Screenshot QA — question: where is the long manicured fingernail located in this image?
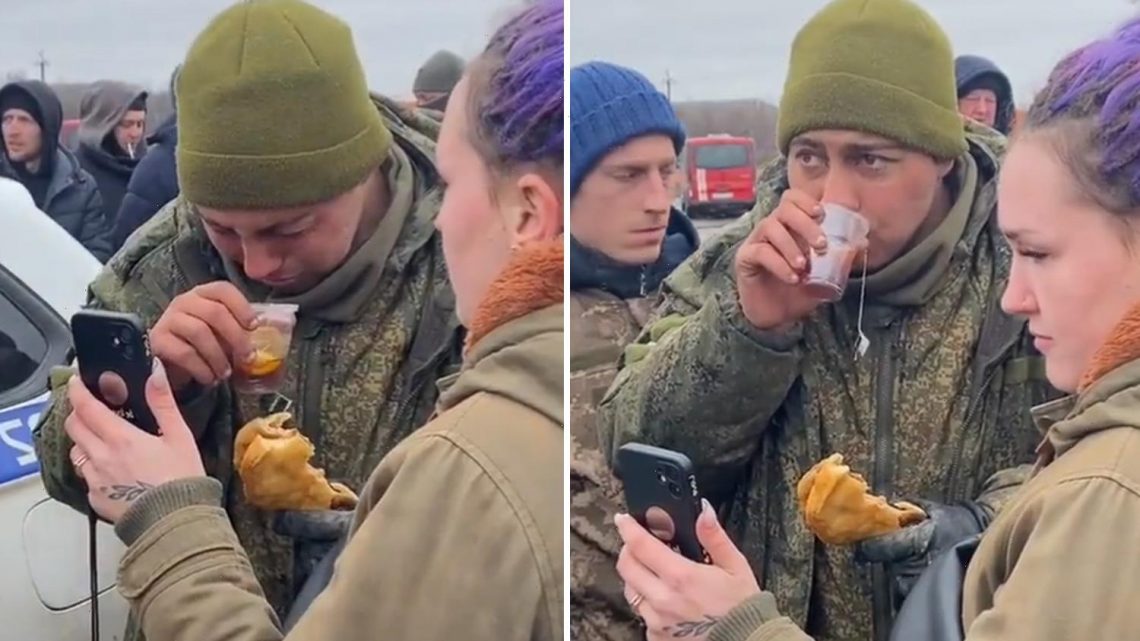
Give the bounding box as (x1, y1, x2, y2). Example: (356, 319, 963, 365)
(814, 236, 827, 248)
(151, 358, 167, 385)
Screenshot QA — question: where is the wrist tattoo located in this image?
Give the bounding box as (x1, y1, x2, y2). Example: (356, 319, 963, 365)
(102, 482, 156, 502)
(667, 615, 720, 638)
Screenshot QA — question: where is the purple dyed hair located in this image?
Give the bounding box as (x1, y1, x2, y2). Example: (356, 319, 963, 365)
(1025, 17, 1140, 215)
(466, 0, 563, 171)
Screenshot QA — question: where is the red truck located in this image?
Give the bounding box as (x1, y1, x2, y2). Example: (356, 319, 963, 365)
(59, 119, 80, 151)
(682, 134, 757, 218)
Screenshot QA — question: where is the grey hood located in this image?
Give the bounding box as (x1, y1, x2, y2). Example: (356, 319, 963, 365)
(77, 80, 147, 152)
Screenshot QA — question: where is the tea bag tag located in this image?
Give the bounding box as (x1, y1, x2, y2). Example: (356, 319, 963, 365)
(267, 393, 294, 415)
(854, 250, 870, 360)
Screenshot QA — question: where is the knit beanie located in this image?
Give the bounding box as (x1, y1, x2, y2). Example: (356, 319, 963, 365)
(0, 88, 43, 128)
(413, 50, 465, 95)
(777, 0, 967, 160)
(570, 61, 686, 197)
(177, 0, 392, 209)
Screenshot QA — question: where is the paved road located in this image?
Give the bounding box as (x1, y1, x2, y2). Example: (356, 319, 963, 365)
(694, 217, 739, 244)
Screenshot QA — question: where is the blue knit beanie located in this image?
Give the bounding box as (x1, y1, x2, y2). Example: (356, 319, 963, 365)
(570, 61, 686, 197)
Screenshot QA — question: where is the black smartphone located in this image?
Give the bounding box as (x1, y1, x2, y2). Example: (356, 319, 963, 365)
(617, 442, 706, 562)
(70, 310, 160, 435)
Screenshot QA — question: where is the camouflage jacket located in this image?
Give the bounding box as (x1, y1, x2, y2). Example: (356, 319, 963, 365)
(597, 125, 1058, 641)
(569, 289, 654, 641)
(33, 96, 463, 638)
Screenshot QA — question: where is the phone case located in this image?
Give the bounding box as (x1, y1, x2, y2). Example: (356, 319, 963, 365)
(617, 443, 706, 562)
(71, 310, 160, 435)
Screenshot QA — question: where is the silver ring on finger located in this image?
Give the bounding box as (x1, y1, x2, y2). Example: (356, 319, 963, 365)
(71, 452, 90, 469)
(627, 591, 645, 612)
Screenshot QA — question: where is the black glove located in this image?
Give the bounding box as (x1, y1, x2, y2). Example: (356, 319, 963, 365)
(855, 500, 991, 606)
(273, 510, 354, 597)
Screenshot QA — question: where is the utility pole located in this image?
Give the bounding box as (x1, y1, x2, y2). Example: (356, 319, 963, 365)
(664, 69, 674, 102)
(35, 51, 48, 82)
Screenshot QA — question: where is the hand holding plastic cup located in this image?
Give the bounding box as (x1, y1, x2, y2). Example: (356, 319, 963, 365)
(233, 303, 299, 394)
(802, 204, 870, 302)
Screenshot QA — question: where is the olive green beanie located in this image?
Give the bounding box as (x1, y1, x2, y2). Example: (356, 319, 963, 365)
(177, 0, 392, 209)
(777, 0, 967, 160)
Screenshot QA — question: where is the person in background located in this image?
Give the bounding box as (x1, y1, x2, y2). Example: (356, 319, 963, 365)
(955, 55, 1015, 135)
(568, 59, 698, 641)
(612, 15, 1140, 641)
(113, 66, 182, 250)
(76, 80, 148, 228)
(33, 2, 464, 640)
(597, 1, 1057, 640)
(59, 1, 564, 640)
(0, 79, 111, 261)
(413, 49, 465, 116)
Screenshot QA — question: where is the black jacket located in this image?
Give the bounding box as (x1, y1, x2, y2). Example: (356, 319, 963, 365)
(76, 80, 147, 229)
(570, 207, 700, 298)
(44, 148, 113, 263)
(113, 114, 178, 251)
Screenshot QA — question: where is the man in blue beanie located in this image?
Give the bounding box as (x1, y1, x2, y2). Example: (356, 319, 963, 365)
(955, 54, 1015, 134)
(568, 60, 700, 641)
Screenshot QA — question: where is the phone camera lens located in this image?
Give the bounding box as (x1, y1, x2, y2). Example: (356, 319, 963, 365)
(668, 481, 683, 498)
(656, 471, 669, 485)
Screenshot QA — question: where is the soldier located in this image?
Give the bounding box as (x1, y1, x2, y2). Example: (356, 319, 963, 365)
(32, 1, 462, 639)
(57, 2, 564, 639)
(598, 1, 1057, 640)
(568, 61, 698, 641)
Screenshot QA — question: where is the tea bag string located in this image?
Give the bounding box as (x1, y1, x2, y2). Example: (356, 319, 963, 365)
(855, 249, 870, 359)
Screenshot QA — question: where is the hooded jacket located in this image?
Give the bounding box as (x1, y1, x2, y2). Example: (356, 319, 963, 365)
(33, 96, 465, 636)
(113, 113, 178, 250)
(707, 301, 1140, 641)
(0, 80, 112, 262)
(569, 207, 699, 641)
(105, 240, 564, 641)
(598, 121, 1057, 641)
(76, 80, 147, 227)
(955, 56, 1015, 135)
(413, 50, 465, 111)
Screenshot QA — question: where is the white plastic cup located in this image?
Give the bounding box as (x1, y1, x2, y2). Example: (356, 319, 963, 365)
(232, 303, 299, 394)
(802, 204, 870, 302)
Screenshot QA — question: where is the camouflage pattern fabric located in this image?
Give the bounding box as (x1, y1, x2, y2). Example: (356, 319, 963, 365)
(569, 289, 654, 641)
(33, 96, 463, 641)
(597, 123, 1059, 641)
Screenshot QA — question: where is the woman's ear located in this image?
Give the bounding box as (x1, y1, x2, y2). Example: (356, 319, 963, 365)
(507, 169, 563, 245)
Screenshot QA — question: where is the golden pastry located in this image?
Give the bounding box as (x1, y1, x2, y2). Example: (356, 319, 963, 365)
(233, 412, 358, 511)
(796, 453, 926, 545)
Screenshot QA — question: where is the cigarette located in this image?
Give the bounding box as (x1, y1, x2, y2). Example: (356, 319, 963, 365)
(127, 142, 135, 159)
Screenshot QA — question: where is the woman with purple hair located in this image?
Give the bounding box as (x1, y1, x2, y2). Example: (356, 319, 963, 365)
(608, 15, 1140, 641)
(59, 2, 564, 640)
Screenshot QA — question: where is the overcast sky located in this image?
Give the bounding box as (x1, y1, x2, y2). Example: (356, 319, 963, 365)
(1, 0, 519, 96)
(569, 0, 1140, 103)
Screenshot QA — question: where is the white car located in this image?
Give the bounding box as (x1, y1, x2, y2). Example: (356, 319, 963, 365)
(0, 177, 129, 640)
